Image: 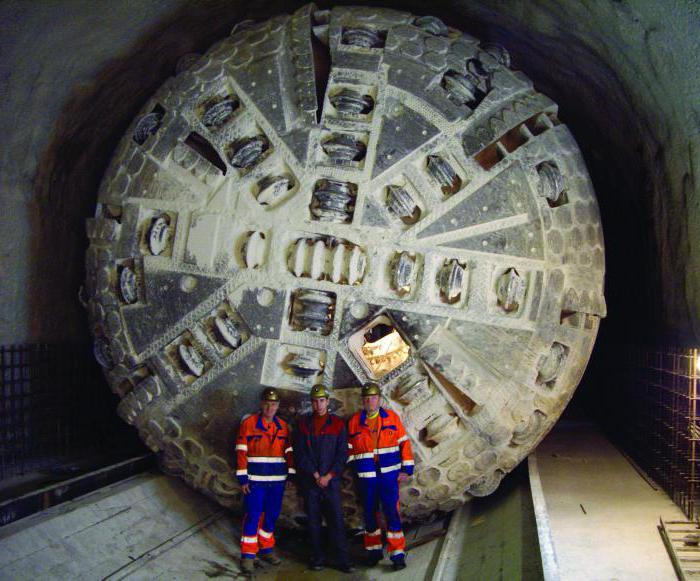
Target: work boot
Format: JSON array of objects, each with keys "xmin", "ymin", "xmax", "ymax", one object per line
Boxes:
[
  {"xmin": 366, "ymin": 550, "xmax": 383, "ymax": 567},
  {"xmin": 240, "ymin": 558, "xmax": 255, "ymax": 577},
  {"xmin": 392, "ymin": 555, "xmax": 407, "ymax": 571},
  {"xmin": 259, "ymin": 550, "xmax": 282, "ymax": 566}
]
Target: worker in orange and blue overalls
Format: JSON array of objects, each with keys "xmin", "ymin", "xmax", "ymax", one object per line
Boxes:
[
  {"xmin": 347, "ymin": 383, "xmax": 414, "ymax": 570},
  {"xmin": 235, "ymin": 387, "xmax": 295, "ymax": 577}
]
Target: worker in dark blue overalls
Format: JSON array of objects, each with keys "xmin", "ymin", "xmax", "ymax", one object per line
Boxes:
[{"xmin": 294, "ymin": 384, "xmax": 354, "ymax": 572}]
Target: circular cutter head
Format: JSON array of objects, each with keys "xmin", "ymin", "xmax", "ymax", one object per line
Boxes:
[{"xmin": 85, "ymin": 4, "xmax": 606, "ymax": 525}]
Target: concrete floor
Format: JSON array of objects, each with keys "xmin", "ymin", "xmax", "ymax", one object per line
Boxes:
[
  {"xmin": 0, "ymin": 467, "xmax": 542, "ymax": 580},
  {"xmin": 0, "ymin": 470, "xmax": 445, "ymax": 580},
  {"xmin": 535, "ymin": 422, "xmax": 685, "ymax": 581},
  {"xmin": 438, "ymin": 463, "xmax": 543, "ymax": 580},
  {"xmin": 0, "ymin": 422, "xmax": 687, "ymax": 580}
]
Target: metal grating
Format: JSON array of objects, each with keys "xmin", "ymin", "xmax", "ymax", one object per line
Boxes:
[
  {"xmin": 0, "ymin": 343, "xmax": 141, "ymax": 481},
  {"xmin": 625, "ymin": 347, "xmax": 700, "ymax": 520},
  {"xmin": 659, "ymin": 518, "xmax": 700, "ymax": 580}
]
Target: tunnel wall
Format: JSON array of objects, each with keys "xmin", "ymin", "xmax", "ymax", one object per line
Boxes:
[
  {"xmin": 0, "ymin": 0, "xmax": 698, "ymax": 490},
  {"xmin": 456, "ymin": 0, "xmax": 700, "ymax": 346},
  {"xmin": 0, "ymin": 0, "xmax": 288, "ymax": 345}
]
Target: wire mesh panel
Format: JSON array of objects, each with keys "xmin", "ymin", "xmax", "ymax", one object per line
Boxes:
[
  {"xmin": 625, "ymin": 346, "xmax": 700, "ymax": 520},
  {"xmin": 0, "ymin": 343, "xmax": 142, "ymax": 481}
]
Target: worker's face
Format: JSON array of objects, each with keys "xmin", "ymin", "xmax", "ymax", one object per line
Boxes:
[
  {"xmin": 362, "ymin": 395, "xmax": 380, "ymax": 413},
  {"xmin": 261, "ymin": 400, "xmax": 279, "ymax": 420},
  {"xmin": 311, "ymin": 397, "xmax": 329, "ymax": 416}
]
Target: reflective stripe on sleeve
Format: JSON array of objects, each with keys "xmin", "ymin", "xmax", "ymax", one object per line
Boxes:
[
  {"xmin": 236, "ymin": 469, "xmax": 248, "ymax": 476},
  {"xmin": 402, "ymin": 460, "xmax": 415, "ymax": 466},
  {"xmin": 386, "ymin": 531, "xmax": 404, "ymax": 539},
  {"xmin": 397, "ymin": 435, "xmax": 408, "ymax": 444},
  {"xmin": 365, "ymin": 529, "xmax": 381, "ymax": 536},
  {"xmin": 288, "ymin": 467, "xmax": 296, "ymax": 474},
  {"xmin": 366, "ymin": 544, "xmax": 383, "ymax": 551},
  {"xmin": 284, "ymin": 447, "xmax": 293, "ymax": 454},
  {"xmin": 258, "ymin": 529, "xmax": 273, "ymax": 539},
  {"xmin": 241, "ymin": 535, "xmax": 257, "ymax": 543},
  {"xmin": 389, "ymin": 549, "xmax": 405, "ymax": 556},
  {"xmin": 380, "ymin": 463, "xmax": 401, "ymax": 473},
  {"xmin": 236, "ymin": 444, "xmax": 248, "ymax": 451},
  {"xmin": 358, "ymin": 471, "xmax": 376, "ymax": 478}
]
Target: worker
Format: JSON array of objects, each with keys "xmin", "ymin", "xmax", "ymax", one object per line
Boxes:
[
  {"xmin": 235, "ymin": 387, "xmax": 295, "ymax": 576},
  {"xmin": 347, "ymin": 383, "xmax": 414, "ymax": 570},
  {"xmin": 294, "ymin": 384, "xmax": 354, "ymax": 572}
]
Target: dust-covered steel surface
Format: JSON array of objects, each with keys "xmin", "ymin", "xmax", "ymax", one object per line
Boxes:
[{"xmin": 84, "ymin": 4, "xmax": 605, "ymax": 526}]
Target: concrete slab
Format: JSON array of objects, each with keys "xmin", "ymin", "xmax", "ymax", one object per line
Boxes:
[
  {"xmin": 535, "ymin": 422, "xmax": 684, "ymax": 581},
  {"xmin": 0, "ymin": 469, "xmax": 444, "ymax": 580},
  {"xmin": 434, "ymin": 463, "xmax": 544, "ymax": 581},
  {"xmin": 0, "ymin": 470, "xmax": 222, "ymax": 580},
  {"xmin": 6, "ymin": 423, "xmax": 677, "ymax": 580}
]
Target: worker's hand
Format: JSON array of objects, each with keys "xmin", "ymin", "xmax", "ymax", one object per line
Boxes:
[
  {"xmin": 241, "ymin": 483, "xmax": 251, "ymax": 495},
  {"xmin": 318, "ymin": 474, "xmax": 332, "ymax": 488},
  {"xmin": 397, "ymin": 472, "xmax": 409, "ymax": 483}
]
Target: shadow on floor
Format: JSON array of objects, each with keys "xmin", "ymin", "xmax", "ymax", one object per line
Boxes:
[{"xmin": 452, "ymin": 462, "xmax": 544, "ymax": 581}]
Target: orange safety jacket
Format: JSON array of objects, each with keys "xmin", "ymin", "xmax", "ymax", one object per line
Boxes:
[
  {"xmin": 236, "ymin": 413, "xmax": 295, "ymax": 485},
  {"xmin": 347, "ymin": 407, "xmax": 414, "ymax": 479}
]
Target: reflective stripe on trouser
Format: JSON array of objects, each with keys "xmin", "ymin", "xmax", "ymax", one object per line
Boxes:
[
  {"xmin": 386, "ymin": 529, "xmax": 405, "ymax": 557},
  {"xmin": 357, "ymin": 473, "xmax": 406, "ymax": 561},
  {"xmin": 240, "ymin": 483, "xmax": 285, "ymax": 558}
]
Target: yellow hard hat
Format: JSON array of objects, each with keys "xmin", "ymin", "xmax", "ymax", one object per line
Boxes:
[
  {"xmin": 310, "ymin": 384, "xmax": 330, "ymax": 399},
  {"xmin": 260, "ymin": 387, "xmax": 281, "ymax": 402},
  {"xmin": 361, "ymin": 383, "xmax": 381, "ymax": 397}
]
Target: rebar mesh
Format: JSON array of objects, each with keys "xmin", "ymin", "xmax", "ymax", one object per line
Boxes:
[
  {"xmin": 0, "ymin": 343, "xmax": 142, "ymax": 481},
  {"xmin": 625, "ymin": 346, "xmax": 700, "ymax": 520}
]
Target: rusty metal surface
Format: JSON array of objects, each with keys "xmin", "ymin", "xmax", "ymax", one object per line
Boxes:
[{"xmin": 84, "ymin": 4, "xmax": 605, "ymax": 526}]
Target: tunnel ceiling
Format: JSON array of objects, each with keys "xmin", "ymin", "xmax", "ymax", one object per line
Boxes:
[
  {"xmin": 84, "ymin": 4, "xmax": 605, "ymax": 523},
  {"xmin": 1, "ymin": 0, "xmax": 697, "ymax": 352}
]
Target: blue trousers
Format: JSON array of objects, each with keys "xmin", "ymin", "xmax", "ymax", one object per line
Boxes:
[
  {"xmin": 357, "ymin": 474, "xmax": 405, "ymax": 562},
  {"xmin": 241, "ymin": 483, "xmax": 285, "ymax": 558}
]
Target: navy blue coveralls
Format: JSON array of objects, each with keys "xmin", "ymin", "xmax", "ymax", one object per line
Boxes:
[{"xmin": 294, "ymin": 413, "xmax": 350, "ymax": 566}]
